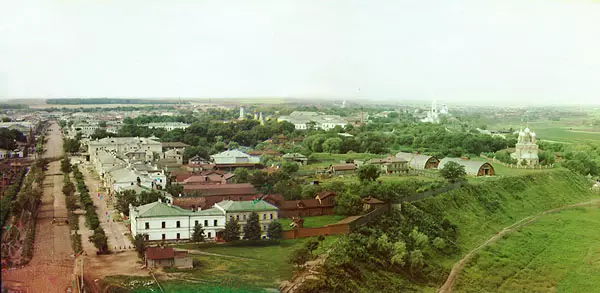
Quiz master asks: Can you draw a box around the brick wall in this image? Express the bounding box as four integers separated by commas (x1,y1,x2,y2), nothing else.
281,223,350,239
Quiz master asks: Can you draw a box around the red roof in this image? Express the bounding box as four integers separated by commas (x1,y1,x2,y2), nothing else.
183,183,258,196
279,199,330,210
146,247,174,260
171,171,193,183
316,191,336,200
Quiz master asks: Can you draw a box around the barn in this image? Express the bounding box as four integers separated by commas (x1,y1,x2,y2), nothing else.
395,152,440,169
437,158,495,176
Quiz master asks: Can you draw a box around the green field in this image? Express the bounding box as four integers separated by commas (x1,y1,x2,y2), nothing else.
277,215,347,230
488,118,600,144
454,206,600,292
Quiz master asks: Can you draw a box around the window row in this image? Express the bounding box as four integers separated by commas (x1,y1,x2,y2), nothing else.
143,219,219,229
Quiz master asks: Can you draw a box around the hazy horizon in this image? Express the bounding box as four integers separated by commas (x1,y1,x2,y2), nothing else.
1,0,599,106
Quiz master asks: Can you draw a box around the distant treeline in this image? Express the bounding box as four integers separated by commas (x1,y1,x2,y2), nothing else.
46,98,180,105
0,104,29,109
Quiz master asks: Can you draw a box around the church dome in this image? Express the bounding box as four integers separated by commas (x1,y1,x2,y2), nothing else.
531,132,536,137
524,127,531,133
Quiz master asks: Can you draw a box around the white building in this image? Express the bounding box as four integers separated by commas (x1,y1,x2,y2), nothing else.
277,111,347,130
210,149,260,165
511,127,539,167
143,122,190,131
421,101,440,124
129,199,279,241
71,122,100,137
88,137,162,163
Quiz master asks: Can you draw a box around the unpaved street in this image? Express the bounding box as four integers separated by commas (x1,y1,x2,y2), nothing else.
2,122,75,293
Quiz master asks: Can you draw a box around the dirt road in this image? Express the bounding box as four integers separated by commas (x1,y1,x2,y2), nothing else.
438,198,600,293
2,121,76,293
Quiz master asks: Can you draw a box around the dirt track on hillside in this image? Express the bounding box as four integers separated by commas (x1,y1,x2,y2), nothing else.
438,198,600,293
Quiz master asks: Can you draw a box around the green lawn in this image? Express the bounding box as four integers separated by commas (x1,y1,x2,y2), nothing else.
278,215,347,230
488,119,600,144
454,206,600,292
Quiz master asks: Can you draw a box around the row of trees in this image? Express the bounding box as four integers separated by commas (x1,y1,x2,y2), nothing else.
0,128,27,151
72,165,109,253
115,189,168,217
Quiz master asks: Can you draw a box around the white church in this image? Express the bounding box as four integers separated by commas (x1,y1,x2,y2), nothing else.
421,101,449,124
511,127,539,167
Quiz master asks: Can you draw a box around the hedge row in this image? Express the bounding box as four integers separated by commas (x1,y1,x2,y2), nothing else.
0,168,27,235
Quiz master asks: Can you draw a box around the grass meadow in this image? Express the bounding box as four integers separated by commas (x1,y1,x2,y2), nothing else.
454,206,600,292
277,214,347,230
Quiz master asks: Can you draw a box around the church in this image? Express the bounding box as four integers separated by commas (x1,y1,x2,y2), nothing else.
511,127,539,167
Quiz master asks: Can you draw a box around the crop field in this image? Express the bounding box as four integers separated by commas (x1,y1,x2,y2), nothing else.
488,117,600,144
454,206,600,292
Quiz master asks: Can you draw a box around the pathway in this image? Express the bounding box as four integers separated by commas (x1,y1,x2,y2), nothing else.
2,122,76,293
437,198,600,293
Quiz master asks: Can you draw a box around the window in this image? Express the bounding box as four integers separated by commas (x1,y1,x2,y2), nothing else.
208,232,212,238
263,225,267,230
177,233,180,240
176,221,180,228
145,222,149,229
145,235,149,241
229,216,233,221
162,222,166,228
214,220,218,226
243,215,246,221
195,220,198,226
269,214,273,220
204,220,208,227
162,234,166,240
263,214,266,220
236,215,239,221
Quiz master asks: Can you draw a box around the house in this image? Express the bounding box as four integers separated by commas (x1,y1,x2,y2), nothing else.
210,150,261,171
367,157,409,174
282,153,308,165
163,149,183,165
129,200,225,241
264,191,337,218
170,183,259,210
217,200,279,239
88,137,162,164
247,149,282,157
188,155,211,165
437,158,495,176
181,172,235,185
362,196,385,212
328,164,356,175
395,152,440,169
161,142,190,152
145,247,192,269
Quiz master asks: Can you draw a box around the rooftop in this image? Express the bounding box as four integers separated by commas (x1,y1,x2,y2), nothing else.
216,200,279,212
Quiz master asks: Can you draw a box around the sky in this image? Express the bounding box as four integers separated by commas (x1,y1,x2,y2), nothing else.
1,0,599,105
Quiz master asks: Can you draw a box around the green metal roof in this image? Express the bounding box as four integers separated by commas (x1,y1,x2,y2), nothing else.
195,207,223,216
216,200,279,212
135,201,194,218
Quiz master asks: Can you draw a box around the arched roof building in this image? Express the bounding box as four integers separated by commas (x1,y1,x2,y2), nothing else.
395,152,439,169
438,158,495,176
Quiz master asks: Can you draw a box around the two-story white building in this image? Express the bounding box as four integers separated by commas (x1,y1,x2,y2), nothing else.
130,200,226,241
129,199,280,241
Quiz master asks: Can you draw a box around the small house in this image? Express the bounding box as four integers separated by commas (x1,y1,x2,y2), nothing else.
145,247,192,269
328,163,356,175
282,153,309,165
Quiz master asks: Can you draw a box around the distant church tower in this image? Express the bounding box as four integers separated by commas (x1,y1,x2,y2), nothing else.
259,112,264,125
239,106,245,120
511,127,539,167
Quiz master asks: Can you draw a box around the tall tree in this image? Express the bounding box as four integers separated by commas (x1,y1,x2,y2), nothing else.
134,233,148,260
357,164,381,182
243,212,262,240
192,223,205,242
223,219,241,242
439,161,467,182
267,221,283,239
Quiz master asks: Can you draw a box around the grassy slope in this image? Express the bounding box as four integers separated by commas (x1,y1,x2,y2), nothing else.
454,206,600,292
278,215,348,230
415,169,597,257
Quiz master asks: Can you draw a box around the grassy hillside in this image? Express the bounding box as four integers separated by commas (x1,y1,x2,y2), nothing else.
301,168,598,292
415,169,597,257
454,206,600,292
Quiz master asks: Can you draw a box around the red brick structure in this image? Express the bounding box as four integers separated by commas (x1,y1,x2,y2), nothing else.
261,191,336,218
